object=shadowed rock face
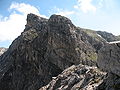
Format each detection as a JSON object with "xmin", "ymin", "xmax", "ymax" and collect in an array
[
  {"xmin": 97, "ymin": 41, "xmax": 120, "ymax": 90},
  {"xmin": 0, "ymin": 14, "xmax": 106, "ymax": 90},
  {"xmin": 98, "ymin": 42, "xmax": 120, "ymax": 76}
]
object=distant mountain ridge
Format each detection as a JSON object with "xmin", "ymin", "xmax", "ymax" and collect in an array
[
  {"xmin": 78, "ymin": 28, "xmax": 120, "ymax": 42},
  {"xmin": 97, "ymin": 31, "xmax": 120, "ymax": 42}
]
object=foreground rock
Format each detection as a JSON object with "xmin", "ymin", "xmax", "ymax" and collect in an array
[
  {"xmin": 40, "ymin": 41, "xmax": 120, "ymax": 90},
  {"xmin": 0, "ymin": 14, "xmax": 106, "ymax": 90},
  {"xmin": 0, "ymin": 47, "xmax": 7, "ymax": 56},
  {"xmin": 97, "ymin": 41, "xmax": 120, "ymax": 90},
  {"xmin": 40, "ymin": 64, "xmax": 106, "ymax": 90}
]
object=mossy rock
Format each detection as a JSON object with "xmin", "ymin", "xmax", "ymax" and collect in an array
[
  {"xmin": 22, "ymin": 29, "xmax": 38, "ymax": 41},
  {"xmin": 87, "ymin": 52, "xmax": 98, "ymax": 61}
]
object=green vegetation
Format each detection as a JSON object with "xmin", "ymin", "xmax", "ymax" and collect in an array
[
  {"xmin": 82, "ymin": 29, "xmax": 105, "ymax": 42},
  {"xmin": 22, "ymin": 29, "xmax": 38, "ymax": 41},
  {"xmin": 87, "ymin": 52, "xmax": 98, "ymax": 61}
]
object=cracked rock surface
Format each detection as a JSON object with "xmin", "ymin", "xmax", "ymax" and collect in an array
[
  {"xmin": 0, "ymin": 13, "xmax": 106, "ymax": 90},
  {"xmin": 39, "ymin": 64, "xmax": 106, "ymax": 90}
]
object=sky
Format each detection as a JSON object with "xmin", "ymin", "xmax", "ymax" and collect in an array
[{"xmin": 0, "ymin": 0, "xmax": 120, "ymax": 47}]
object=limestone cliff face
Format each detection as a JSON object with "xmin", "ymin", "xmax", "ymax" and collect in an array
[{"xmin": 0, "ymin": 14, "xmax": 106, "ymax": 90}]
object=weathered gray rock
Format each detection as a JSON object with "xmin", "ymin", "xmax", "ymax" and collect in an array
[
  {"xmin": 98, "ymin": 41, "xmax": 120, "ymax": 76},
  {"xmin": 39, "ymin": 64, "xmax": 106, "ymax": 90},
  {"xmin": 0, "ymin": 47, "xmax": 7, "ymax": 56},
  {"xmin": 97, "ymin": 41, "xmax": 120, "ymax": 90},
  {"xmin": 0, "ymin": 13, "xmax": 106, "ymax": 90}
]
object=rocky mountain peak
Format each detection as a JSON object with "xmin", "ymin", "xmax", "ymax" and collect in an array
[
  {"xmin": 27, "ymin": 13, "xmax": 48, "ymax": 25},
  {"xmin": 48, "ymin": 14, "xmax": 73, "ymax": 25},
  {"xmin": 25, "ymin": 13, "xmax": 48, "ymax": 31},
  {"xmin": 0, "ymin": 13, "xmax": 109, "ymax": 90},
  {"xmin": 48, "ymin": 14, "xmax": 75, "ymax": 35}
]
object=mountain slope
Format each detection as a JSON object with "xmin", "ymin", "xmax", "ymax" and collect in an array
[
  {"xmin": 97, "ymin": 31, "xmax": 120, "ymax": 42},
  {"xmin": 0, "ymin": 13, "xmax": 107, "ymax": 90}
]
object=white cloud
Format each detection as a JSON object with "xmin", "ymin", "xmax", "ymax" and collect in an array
[
  {"xmin": 0, "ymin": 3, "xmax": 47, "ymax": 42},
  {"xmin": 98, "ymin": 0, "xmax": 104, "ymax": 8},
  {"xmin": 9, "ymin": 3, "xmax": 40, "ymax": 15},
  {"xmin": 74, "ymin": 0, "xmax": 96, "ymax": 13},
  {"xmin": 49, "ymin": 7, "xmax": 75, "ymax": 17},
  {"xmin": 0, "ymin": 13, "xmax": 26, "ymax": 41}
]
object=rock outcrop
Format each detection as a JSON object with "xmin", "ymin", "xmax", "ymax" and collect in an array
[
  {"xmin": 97, "ymin": 41, "xmax": 120, "ymax": 90},
  {"xmin": 40, "ymin": 40, "xmax": 120, "ymax": 90},
  {"xmin": 40, "ymin": 64, "xmax": 106, "ymax": 90},
  {"xmin": 98, "ymin": 41, "xmax": 120, "ymax": 76},
  {"xmin": 0, "ymin": 13, "xmax": 107, "ymax": 90},
  {"xmin": 0, "ymin": 47, "xmax": 7, "ymax": 56}
]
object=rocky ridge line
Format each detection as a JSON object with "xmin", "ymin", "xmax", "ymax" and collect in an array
[{"xmin": 0, "ymin": 13, "xmax": 110, "ymax": 90}]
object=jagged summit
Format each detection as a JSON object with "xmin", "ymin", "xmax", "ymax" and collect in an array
[
  {"xmin": 25, "ymin": 13, "xmax": 48, "ymax": 31},
  {"xmin": 26, "ymin": 13, "xmax": 73, "ymax": 26},
  {"xmin": 27, "ymin": 13, "xmax": 48, "ymax": 24},
  {"xmin": 0, "ymin": 13, "xmax": 111, "ymax": 90},
  {"xmin": 49, "ymin": 14, "xmax": 73, "ymax": 25}
]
